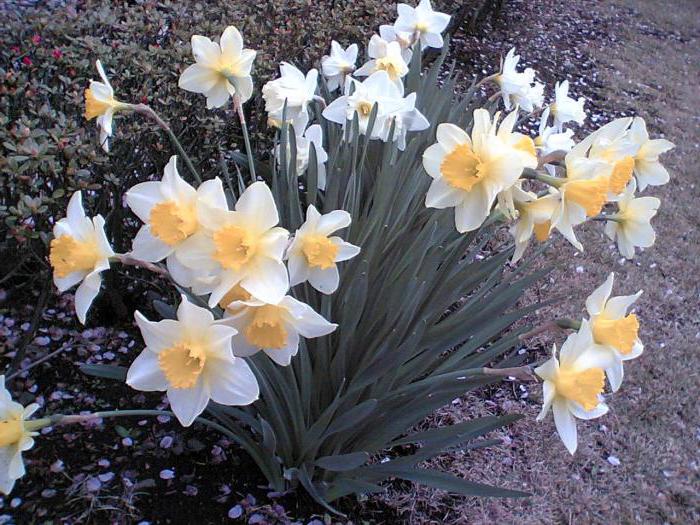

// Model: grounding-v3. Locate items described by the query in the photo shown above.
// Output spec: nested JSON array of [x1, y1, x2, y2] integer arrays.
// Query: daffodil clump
[[7, 0, 674, 513]]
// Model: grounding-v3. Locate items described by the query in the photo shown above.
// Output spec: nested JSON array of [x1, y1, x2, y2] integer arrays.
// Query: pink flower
[[10, 46, 20, 54], [31, 34, 42, 45], [22, 56, 33, 67], [52, 48, 63, 60]]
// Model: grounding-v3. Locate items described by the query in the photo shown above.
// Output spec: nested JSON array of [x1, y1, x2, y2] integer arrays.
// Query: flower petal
[[126, 350, 168, 391], [207, 356, 259, 406], [167, 378, 210, 427]]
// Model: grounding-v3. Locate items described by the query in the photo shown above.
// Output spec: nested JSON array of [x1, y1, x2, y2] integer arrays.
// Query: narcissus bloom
[[178, 26, 256, 108], [49, 192, 114, 324], [176, 182, 289, 307], [286, 206, 360, 294], [294, 125, 329, 190], [394, 0, 451, 49], [605, 179, 659, 259], [379, 24, 414, 62], [422, 110, 537, 233], [495, 48, 544, 112], [223, 295, 337, 366], [628, 117, 675, 191], [536, 108, 575, 156], [551, 80, 586, 131], [127, 295, 259, 426], [0, 376, 40, 495], [355, 36, 409, 88], [126, 156, 228, 263], [321, 41, 358, 92], [84, 60, 127, 152], [510, 186, 558, 264], [262, 63, 318, 124], [535, 321, 613, 454], [585, 273, 643, 391]]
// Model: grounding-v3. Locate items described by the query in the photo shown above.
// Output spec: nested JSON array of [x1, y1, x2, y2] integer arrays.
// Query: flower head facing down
[[585, 273, 643, 391], [321, 41, 358, 92], [551, 80, 586, 131], [605, 179, 659, 259], [84, 60, 127, 152], [0, 376, 40, 495], [286, 205, 360, 294], [422, 109, 537, 233], [280, 124, 329, 190], [178, 26, 257, 108], [262, 63, 318, 125], [627, 117, 675, 191], [535, 321, 613, 454], [223, 295, 337, 366], [496, 48, 544, 112], [536, 107, 575, 157], [394, 0, 451, 49], [127, 295, 259, 426], [50, 191, 114, 324], [510, 186, 558, 263]]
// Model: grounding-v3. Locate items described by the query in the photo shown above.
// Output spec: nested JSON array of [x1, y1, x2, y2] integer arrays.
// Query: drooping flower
[[355, 36, 409, 89], [178, 26, 257, 108], [535, 321, 613, 454], [84, 60, 128, 152], [535, 107, 576, 156], [176, 181, 289, 307], [551, 80, 586, 131], [585, 273, 644, 391], [378, 24, 414, 62], [509, 186, 558, 264], [222, 296, 337, 366], [321, 41, 358, 92], [627, 117, 675, 191], [262, 63, 318, 125], [495, 48, 544, 112], [0, 376, 40, 495], [286, 125, 329, 190], [126, 156, 229, 263], [49, 191, 115, 324], [605, 179, 660, 259], [422, 109, 537, 233], [394, 0, 451, 49], [286, 205, 360, 294], [126, 295, 259, 426]]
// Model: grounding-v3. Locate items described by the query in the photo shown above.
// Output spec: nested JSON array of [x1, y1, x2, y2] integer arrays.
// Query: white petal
[[130, 226, 173, 262], [334, 240, 361, 262], [454, 185, 490, 233], [422, 142, 447, 179], [190, 35, 221, 68], [436, 123, 470, 150], [287, 253, 310, 287], [54, 271, 86, 292], [568, 400, 609, 420], [552, 399, 578, 454], [605, 359, 624, 392], [167, 378, 210, 427], [220, 26, 243, 61], [283, 296, 337, 338], [134, 311, 181, 352], [178, 63, 221, 94], [307, 265, 339, 295], [177, 295, 214, 332], [74, 271, 101, 324], [66, 191, 86, 226], [196, 177, 229, 210], [425, 177, 464, 209], [126, 350, 168, 391], [175, 232, 218, 272], [240, 258, 289, 303], [206, 356, 259, 406], [205, 80, 232, 109], [126, 181, 163, 223], [603, 291, 642, 319], [585, 273, 614, 316], [536, 381, 555, 421], [316, 210, 351, 236], [235, 182, 279, 231], [0, 446, 20, 495]]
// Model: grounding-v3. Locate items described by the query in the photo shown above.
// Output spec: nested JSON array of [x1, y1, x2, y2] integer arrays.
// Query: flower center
[[356, 101, 374, 118], [0, 418, 24, 447], [564, 176, 608, 217], [375, 57, 402, 80], [84, 88, 117, 120], [533, 220, 551, 242], [49, 235, 99, 278], [218, 283, 253, 310], [555, 366, 605, 411], [301, 235, 339, 269], [158, 342, 207, 389], [440, 144, 486, 192], [149, 201, 198, 246], [216, 57, 242, 80], [415, 21, 429, 33], [592, 314, 639, 355], [608, 156, 634, 194], [212, 225, 258, 271], [514, 136, 537, 158], [244, 305, 288, 349]]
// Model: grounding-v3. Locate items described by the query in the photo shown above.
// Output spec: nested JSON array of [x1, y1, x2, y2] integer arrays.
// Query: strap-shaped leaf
[[80, 364, 127, 381], [315, 452, 369, 471], [323, 399, 377, 438], [391, 468, 530, 498]]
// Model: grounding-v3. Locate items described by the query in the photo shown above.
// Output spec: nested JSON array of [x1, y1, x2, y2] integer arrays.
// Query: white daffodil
[[321, 41, 358, 92], [49, 191, 114, 324], [178, 26, 256, 109], [84, 60, 128, 152], [322, 71, 406, 138], [495, 48, 544, 112], [0, 376, 40, 495], [605, 179, 660, 259], [355, 36, 409, 89], [627, 117, 675, 191], [422, 110, 537, 233], [126, 295, 259, 427], [176, 181, 289, 307], [376, 87, 430, 151], [262, 63, 318, 124], [394, 0, 451, 49], [294, 125, 329, 190], [222, 295, 337, 366], [536, 107, 576, 156], [551, 80, 586, 131], [585, 273, 644, 391], [286, 205, 360, 294], [535, 320, 613, 454], [126, 156, 229, 263], [510, 186, 558, 264], [379, 24, 414, 62]]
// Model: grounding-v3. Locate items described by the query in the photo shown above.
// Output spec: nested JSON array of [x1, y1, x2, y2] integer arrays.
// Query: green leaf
[[391, 468, 530, 498], [80, 364, 127, 381], [316, 452, 369, 471]]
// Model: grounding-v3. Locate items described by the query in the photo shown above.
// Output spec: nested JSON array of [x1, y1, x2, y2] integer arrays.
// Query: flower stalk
[[230, 90, 257, 184]]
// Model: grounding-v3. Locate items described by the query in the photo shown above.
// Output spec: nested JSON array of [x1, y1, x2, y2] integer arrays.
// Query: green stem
[[231, 92, 257, 184], [591, 214, 622, 223], [522, 169, 564, 188]]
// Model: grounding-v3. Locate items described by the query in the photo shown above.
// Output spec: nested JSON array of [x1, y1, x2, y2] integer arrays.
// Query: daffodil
[[510, 186, 558, 264], [378, 24, 414, 62], [0, 376, 40, 495], [262, 63, 318, 125], [178, 26, 257, 108], [286, 205, 360, 294], [49, 191, 115, 324], [394, 0, 451, 49], [550, 80, 586, 131], [605, 179, 660, 259], [293, 125, 329, 190], [627, 117, 675, 191], [126, 295, 259, 426], [536, 107, 575, 156], [321, 41, 358, 92], [355, 36, 409, 89], [585, 273, 644, 391], [422, 109, 537, 233], [176, 181, 290, 307], [535, 320, 613, 454], [222, 295, 337, 366], [84, 60, 128, 152], [495, 48, 544, 112], [126, 156, 228, 263]]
